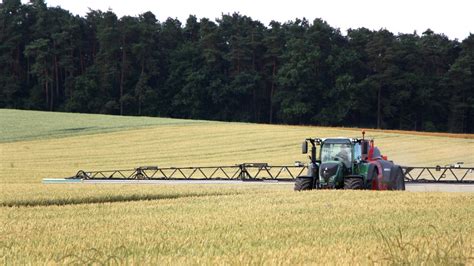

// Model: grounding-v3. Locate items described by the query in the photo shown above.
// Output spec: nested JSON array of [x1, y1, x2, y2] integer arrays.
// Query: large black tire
[[391, 166, 406, 191], [294, 176, 314, 191], [344, 177, 364, 190]]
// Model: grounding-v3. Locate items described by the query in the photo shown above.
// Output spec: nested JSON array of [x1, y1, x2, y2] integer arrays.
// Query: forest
[[1, 0, 473, 133]]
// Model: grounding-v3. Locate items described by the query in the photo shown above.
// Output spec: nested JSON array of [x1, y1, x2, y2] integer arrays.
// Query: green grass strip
[[1, 191, 238, 207], [0, 109, 208, 143]]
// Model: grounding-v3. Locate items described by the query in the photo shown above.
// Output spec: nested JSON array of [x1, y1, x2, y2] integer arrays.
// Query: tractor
[[294, 132, 405, 190]]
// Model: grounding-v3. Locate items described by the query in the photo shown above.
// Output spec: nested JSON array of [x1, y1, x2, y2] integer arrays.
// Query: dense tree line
[[1, 0, 473, 132]]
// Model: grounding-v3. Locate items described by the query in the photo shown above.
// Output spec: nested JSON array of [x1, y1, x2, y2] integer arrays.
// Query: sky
[[32, 0, 473, 40]]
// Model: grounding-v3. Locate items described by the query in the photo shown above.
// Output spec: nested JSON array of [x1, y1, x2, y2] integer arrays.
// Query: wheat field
[[0, 109, 473, 264], [1, 110, 473, 184], [1, 185, 473, 264]]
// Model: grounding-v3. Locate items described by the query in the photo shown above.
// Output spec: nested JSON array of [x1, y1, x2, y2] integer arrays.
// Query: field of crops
[[2, 110, 473, 184], [0, 109, 208, 143], [0, 109, 473, 264]]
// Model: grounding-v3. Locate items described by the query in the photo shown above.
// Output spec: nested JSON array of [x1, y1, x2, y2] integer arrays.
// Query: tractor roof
[[322, 138, 360, 144]]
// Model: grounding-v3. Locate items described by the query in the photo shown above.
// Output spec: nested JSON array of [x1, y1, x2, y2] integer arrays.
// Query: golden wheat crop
[[1, 185, 472, 264]]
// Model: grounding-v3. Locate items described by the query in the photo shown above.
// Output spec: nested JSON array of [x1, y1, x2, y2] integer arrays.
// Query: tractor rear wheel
[[344, 177, 363, 190], [294, 176, 314, 191]]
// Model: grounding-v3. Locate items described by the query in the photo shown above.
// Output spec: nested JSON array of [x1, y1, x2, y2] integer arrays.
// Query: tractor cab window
[[321, 143, 352, 168], [353, 143, 361, 161]]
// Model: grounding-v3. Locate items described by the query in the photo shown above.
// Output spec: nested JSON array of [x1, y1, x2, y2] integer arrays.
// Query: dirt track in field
[[43, 179, 474, 192]]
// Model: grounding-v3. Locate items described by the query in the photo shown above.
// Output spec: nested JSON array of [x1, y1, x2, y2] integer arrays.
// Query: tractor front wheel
[[294, 176, 314, 191], [344, 177, 363, 190]]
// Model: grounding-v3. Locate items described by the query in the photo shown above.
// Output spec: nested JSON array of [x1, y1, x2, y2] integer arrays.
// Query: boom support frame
[[59, 164, 474, 183]]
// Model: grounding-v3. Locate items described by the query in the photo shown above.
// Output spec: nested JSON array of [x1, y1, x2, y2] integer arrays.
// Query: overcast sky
[[35, 0, 473, 40]]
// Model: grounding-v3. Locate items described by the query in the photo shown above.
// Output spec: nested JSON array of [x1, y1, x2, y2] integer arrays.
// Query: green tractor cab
[[295, 134, 405, 191]]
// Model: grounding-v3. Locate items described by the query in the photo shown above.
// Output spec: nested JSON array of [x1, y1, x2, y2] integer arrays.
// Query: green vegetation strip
[[0, 191, 239, 208], [0, 109, 208, 143]]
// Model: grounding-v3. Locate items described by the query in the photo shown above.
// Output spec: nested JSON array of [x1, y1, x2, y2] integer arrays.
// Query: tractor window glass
[[321, 143, 352, 167], [354, 143, 361, 160]]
